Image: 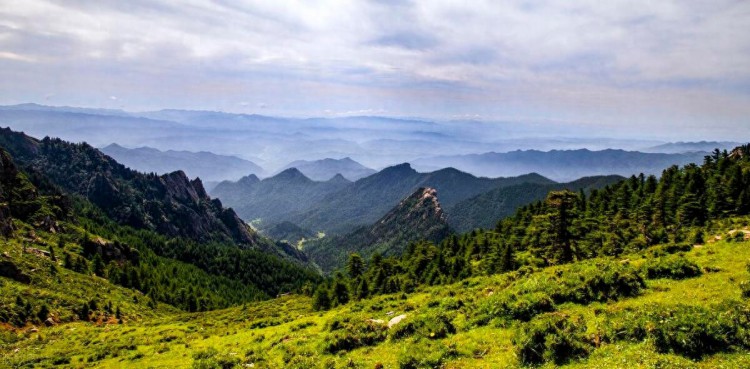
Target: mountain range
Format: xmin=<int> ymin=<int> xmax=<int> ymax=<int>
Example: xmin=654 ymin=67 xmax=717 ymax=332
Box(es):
xmin=211 ymin=163 xmax=557 ymax=234
xmin=100 ymin=143 xmax=264 ymax=183
xmin=0 ymin=127 xmax=306 ymax=263
xmin=0 ymin=104 xmax=707 ymax=175
xmin=278 ymin=157 xmax=376 ymax=181
xmin=412 ymin=149 xmax=709 ymax=181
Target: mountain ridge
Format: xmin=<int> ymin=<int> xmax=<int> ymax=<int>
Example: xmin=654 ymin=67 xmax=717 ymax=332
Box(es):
xmin=303 ymin=186 xmax=453 ymax=273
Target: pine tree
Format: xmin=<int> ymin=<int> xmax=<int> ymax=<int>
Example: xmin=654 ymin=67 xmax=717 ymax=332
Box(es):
xmin=312 ymin=285 xmax=331 ymax=311
xmin=346 ymin=253 xmax=365 ymax=279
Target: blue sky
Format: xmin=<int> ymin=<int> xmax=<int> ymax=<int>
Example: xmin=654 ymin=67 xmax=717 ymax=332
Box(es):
xmin=0 ymin=0 xmax=748 ymax=139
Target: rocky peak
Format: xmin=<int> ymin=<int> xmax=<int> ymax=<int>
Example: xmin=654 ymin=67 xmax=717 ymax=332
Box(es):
xmin=389 ymin=187 xmax=446 ymax=224
xmin=160 ymin=170 xmax=203 ymax=203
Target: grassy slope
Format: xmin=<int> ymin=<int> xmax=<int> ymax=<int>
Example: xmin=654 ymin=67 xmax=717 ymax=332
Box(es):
xmin=3 ymin=220 xmax=750 ymax=368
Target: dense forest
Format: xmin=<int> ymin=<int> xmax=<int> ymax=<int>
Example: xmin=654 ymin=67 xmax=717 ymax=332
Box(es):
xmin=312 ymin=145 xmax=750 ymax=309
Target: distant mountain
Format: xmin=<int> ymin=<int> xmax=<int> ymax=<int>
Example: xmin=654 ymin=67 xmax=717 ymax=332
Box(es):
xmin=447 ymin=175 xmax=625 ymax=232
xmin=210 ymin=168 xmax=351 ymax=227
xmin=280 ymin=157 xmax=376 ymax=181
xmin=101 ymin=143 xmax=264 ymax=182
xmin=412 ymin=149 xmax=708 ymax=182
xmin=0 ymin=127 xmax=305 ymax=262
xmin=289 ymin=164 xmax=554 ymax=234
xmin=212 ymin=163 xmax=554 ymax=234
xmin=304 ymin=187 xmax=452 ymax=273
xmin=643 ymin=141 xmax=740 ymax=154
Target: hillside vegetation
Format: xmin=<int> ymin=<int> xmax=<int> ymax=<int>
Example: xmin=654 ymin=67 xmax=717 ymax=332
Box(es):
xmin=2 ymin=218 xmax=750 ymax=368
xmin=2 ymin=133 xmax=750 ymax=368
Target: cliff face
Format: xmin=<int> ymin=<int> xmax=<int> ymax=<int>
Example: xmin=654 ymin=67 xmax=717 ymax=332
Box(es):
xmin=0 ymin=127 xmax=260 ymax=248
xmin=368 ymin=187 xmax=449 ymax=247
xmin=304 ymin=187 xmax=453 ymax=273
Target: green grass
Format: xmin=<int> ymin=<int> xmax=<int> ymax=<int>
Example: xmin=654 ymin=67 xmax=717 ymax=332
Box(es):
xmin=3 ymin=221 xmax=750 ymax=368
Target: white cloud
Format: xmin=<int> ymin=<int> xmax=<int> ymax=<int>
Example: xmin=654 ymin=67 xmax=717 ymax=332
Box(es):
xmin=0 ymin=0 xmax=748 ymax=136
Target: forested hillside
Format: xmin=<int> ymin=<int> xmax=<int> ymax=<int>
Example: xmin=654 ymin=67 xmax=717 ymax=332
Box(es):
xmin=311 ymin=145 xmax=750 ymax=308
xmin=447 ymin=175 xmax=624 ymax=232
xmin=0 ymin=132 xmax=322 ymax=325
xmin=304 ymin=187 xmax=452 ymax=273
xmin=0 ymin=127 xmax=262 ymax=248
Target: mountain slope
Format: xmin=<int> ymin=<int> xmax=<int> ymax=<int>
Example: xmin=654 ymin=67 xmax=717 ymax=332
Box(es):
xmin=0 ymin=127 xmax=301 ymax=261
xmin=280 ymin=157 xmax=376 ymax=181
xmin=304 ymin=187 xmax=452 ymax=273
xmin=210 ymin=168 xmax=351 ymax=227
xmin=447 ymin=175 xmax=625 ymax=232
xmin=413 ymin=149 xmax=708 ymax=181
xmin=101 ymin=144 xmax=264 ymax=182
xmin=290 ymin=164 xmax=553 ymax=233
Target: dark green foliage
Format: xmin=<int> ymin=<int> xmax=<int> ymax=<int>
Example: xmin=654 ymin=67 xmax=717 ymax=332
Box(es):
xmin=547 ymin=261 xmax=645 ymax=304
xmin=473 ymin=260 xmax=644 ymax=326
xmin=74 ymin=199 xmax=321 ymax=311
xmin=313 ymin=285 xmax=332 ymax=311
xmin=741 ymin=281 xmax=750 ymax=299
xmin=448 ymin=175 xmax=625 ymax=232
xmin=604 ymin=302 xmax=750 ymax=360
xmin=476 ymin=292 xmax=554 ymax=325
xmin=514 ymin=313 xmax=592 ymax=366
xmin=390 ymin=312 xmax=456 ymax=340
xmin=643 ymin=254 xmax=702 ymax=280
xmin=397 ymin=342 xmax=460 ymax=369
xmin=322 ymin=316 xmax=388 ymax=353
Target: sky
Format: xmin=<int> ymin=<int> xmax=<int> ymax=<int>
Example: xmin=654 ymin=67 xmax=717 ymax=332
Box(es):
xmin=0 ymin=0 xmax=749 ymax=139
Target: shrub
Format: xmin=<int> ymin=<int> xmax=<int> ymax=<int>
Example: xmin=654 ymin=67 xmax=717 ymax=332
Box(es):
xmin=545 ymin=261 xmax=645 ymax=304
xmin=741 ymin=281 xmax=750 ymax=298
xmin=390 ymin=312 xmax=456 ymax=340
xmin=513 ymin=313 xmax=592 ymax=366
xmin=191 ymin=347 xmax=240 ymax=369
xmin=604 ymin=303 xmax=749 ymax=360
xmin=322 ymin=317 xmax=388 ymax=353
xmin=643 ymin=255 xmax=701 ymax=280
xmin=474 ymin=292 xmax=554 ymax=326
xmin=397 ymin=342 xmax=459 ymax=369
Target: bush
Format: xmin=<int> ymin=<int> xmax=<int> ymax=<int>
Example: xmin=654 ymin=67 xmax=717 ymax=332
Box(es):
xmin=474 ymin=292 xmax=554 ymax=326
xmin=322 ymin=316 xmax=388 ymax=353
xmin=514 ymin=313 xmax=592 ymax=366
xmin=643 ymin=255 xmax=702 ymax=280
xmin=546 ymin=261 xmax=645 ymax=304
xmin=604 ymin=303 xmax=749 ymax=360
xmin=191 ymin=347 xmax=240 ymax=369
xmin=645 ymin=243 xmax=693 ymax=258
xmin=397 ymin=342 xmax=459 ymax=369
xmin=390 ymin=312 xmax=456 ymax=340
xmin=741 ymin=281 xmax=750 ymax=298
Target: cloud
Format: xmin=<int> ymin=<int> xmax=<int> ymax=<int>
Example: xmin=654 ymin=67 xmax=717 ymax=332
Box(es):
xmin=0 ymin=0 xmax=748 ymax=137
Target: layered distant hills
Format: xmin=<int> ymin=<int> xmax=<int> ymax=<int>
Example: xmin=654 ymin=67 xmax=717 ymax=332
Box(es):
xmin=278 ymin=157 xmax=376 ymax=181
xmin=0 ymin=103 xmax=716 ymax=175
xmin=101 ymin=143 xmax=264 ymax=183
xmin=211 ymin=163 xmax=621 ymax=236
xmin=412 ymin=149 xmax=708 ymax=181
